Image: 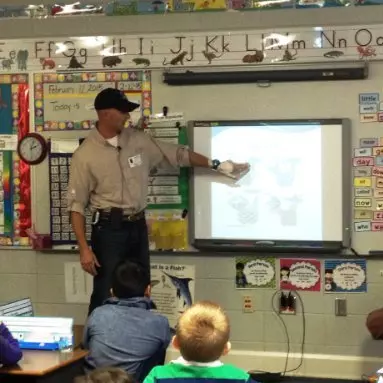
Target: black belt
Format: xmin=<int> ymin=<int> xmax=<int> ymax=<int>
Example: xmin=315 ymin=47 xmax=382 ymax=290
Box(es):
xmin=94 ymin=209 xmax=145 ymax=223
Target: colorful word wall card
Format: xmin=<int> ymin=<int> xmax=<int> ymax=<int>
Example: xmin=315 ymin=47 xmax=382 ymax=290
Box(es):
xmin=34 ymin=71 xmax=151 ymax=131
xmin=235 ymin=257 xmax=276 ymax=289
xmin=150 ymin=263 xmax=195 ymax=328
xmin=0 ymin=75 xmax=30 ymax=246
xmin=48 ymin=139 xmax=92 ymax=246
xmin=279 ymin=258 xmax=321 ymax=291
xmin=324 ymin=259 xmax=367 ymax=293
xmin=353 ymin=137 xmax=383 ymax=232
xmin=359 ymin=93 xmax=383 ymax=123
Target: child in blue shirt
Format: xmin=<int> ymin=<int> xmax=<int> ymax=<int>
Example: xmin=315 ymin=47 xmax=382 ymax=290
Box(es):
xmin=83 ymin=260 xmax=171 ymax=382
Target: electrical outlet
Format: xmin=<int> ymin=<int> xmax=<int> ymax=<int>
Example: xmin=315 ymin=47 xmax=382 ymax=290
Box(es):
xmin=335 ymin=298 xmax=347 ymax=316
xmin=279 ymin=291 xmax=296 ymax=315
xmin=242 ymin=296 xmax=254 ymax=313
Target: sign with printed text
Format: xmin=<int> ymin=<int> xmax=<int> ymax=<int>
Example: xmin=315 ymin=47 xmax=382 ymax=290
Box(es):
xmin=35 ymin=72 xmax=152 ymax=132
xmin=354 ymin=221 xmax=371 ymax=232
xmin=354 ymin=177 xmax=372 ymax=187
xmin=359 ymin=93 xmax=380 ymax=104
xmin=235 ymin=257 xmax=276 ymax=289
xmin=353 ymin=157 xmax=374 ymax=166
xmin=354 ymin=148 xmax=373 ymax=157
xmin=372 ymin=167 xmax=383 ymax=177
xmin=354 ymin=188 xmax=372 ymax=197
xmin=354 ymin=167 xmax=372 ymax=177
xmin=360 ymin=104 xmax=378 ymax=114
xmin=354 ymin=210 xmax=373 ymax=219
xmin=360 ymin=138 xmax=379 ymax=147
xmin=372 ymin=222 xmax=383 ymax=231
xmin=279 ymin=258 xmax=321 ymax=292
xmin=324 ymin=260 xmax=366 ymax=293
xmin=360 ymin=114 xmax=378 ymax=123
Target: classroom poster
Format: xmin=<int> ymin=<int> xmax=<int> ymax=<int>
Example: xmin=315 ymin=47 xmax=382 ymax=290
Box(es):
xmin=64 ymin=262 xmax=93 ymax=304
xmin=150 ymin=263 xmax=195 ymax=328
xmin=235 ymin=256 xmax=276 ymax=289
xmin=324 ymin=259 xmax=367 ymax=293
xmin=279 ymin=258 xmax=321 ymax=291
xmin=34 ymin=71 xmax=151 ymax=131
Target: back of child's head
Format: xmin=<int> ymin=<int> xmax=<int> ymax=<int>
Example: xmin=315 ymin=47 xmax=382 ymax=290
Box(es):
xmin=74 ymin=367 xmax=134 ymax=383
xmin=112 ymin=260 xmax=150 ymax=299
xmin=176 ymin=301 xmax=230 ymax=363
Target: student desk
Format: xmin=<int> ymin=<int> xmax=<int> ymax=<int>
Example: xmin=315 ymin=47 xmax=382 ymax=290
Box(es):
xmin=0 ymin=349 xmax=88 ymax=383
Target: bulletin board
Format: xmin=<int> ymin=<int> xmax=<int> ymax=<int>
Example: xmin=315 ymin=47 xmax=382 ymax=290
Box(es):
xmin=40 ymin=71 xmax=152 ymax=247
xmin=0 ymin=74 xmax=31 ymax=246
xmin=33 ymin=71 xmax=152 ymax=132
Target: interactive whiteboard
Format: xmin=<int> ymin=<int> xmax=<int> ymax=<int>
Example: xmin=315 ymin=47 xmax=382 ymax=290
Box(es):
xmin=190 ymin=119 xmax=351 ymax=253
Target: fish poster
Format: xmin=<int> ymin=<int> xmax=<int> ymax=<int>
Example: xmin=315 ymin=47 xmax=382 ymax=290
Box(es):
xmin=150 ymin=263 xmax=195 ymax=327
xmin=235 ymin=256 xmax=276 ymax=289
xmin=279 ymin=258 xmax=321 ymax=291
xmin=324 ymin=259 xmax=367 ymax=293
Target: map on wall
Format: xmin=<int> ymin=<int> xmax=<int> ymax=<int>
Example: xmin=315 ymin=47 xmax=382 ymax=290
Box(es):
xmin=34 ymin=71 xmax=151 ymax=131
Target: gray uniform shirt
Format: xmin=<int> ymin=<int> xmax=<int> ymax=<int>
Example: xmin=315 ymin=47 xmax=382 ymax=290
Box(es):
xmin=67 ymin=127 xmax=190 ymax=216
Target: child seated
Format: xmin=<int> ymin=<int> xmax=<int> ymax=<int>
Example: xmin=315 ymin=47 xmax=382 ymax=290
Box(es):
xmin=74 ymin=367 xmax=134 ymax=383
xmin=0 ymin=320 xmax=22 ymax=365
xmin=144 ymin=301 xmax=258 ymax=383
xmin=83 ymin=260 xmax=171 ymax=382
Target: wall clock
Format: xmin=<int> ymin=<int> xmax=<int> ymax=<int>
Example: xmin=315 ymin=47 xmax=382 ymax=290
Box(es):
xmin=17 ymin=133 xmax=48 ymax=165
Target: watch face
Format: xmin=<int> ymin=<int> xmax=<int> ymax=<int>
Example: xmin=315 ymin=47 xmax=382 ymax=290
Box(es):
xmin=19 ymin=136 xmax=44 ymax=162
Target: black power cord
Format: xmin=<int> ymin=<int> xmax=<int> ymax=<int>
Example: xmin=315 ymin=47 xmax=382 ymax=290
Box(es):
xmin=249 ymin=290 xmax=306 ymax=382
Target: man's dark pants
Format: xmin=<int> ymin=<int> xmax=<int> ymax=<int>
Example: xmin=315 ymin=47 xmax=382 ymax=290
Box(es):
xmin=88 ymin=217 xmax=150 ymax=315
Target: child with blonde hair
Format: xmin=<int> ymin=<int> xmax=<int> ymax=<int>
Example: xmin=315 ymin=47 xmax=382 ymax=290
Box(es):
xmin=144 ymin=301 xmax=257 ymax=383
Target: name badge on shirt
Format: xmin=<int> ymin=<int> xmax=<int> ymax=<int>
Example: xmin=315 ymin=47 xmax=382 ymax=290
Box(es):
xmin=128 ymin=154 xmax=142 ymax=168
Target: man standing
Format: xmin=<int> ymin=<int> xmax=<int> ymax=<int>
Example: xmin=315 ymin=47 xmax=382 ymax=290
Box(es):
xmin=68 ymin=88 xmax=249 ymax=315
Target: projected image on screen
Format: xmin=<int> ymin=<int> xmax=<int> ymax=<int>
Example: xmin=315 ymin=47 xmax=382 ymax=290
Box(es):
xmin=212 ymin=125 xmax=321 ymax=240
xmin=192 ymin=120 xmax=345 ymax=244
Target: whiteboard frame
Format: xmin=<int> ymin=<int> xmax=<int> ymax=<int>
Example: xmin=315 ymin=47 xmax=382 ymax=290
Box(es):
xmin=188 ymin=118 xmax=352 ymax=254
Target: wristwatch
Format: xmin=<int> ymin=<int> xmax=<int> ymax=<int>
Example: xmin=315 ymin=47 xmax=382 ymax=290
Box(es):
xmin=211 ymin=159 xmax=221 ymax=170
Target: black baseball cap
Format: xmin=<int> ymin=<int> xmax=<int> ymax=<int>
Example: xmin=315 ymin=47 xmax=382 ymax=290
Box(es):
xmin=94 ymin=88 xmax=140 ymax=113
